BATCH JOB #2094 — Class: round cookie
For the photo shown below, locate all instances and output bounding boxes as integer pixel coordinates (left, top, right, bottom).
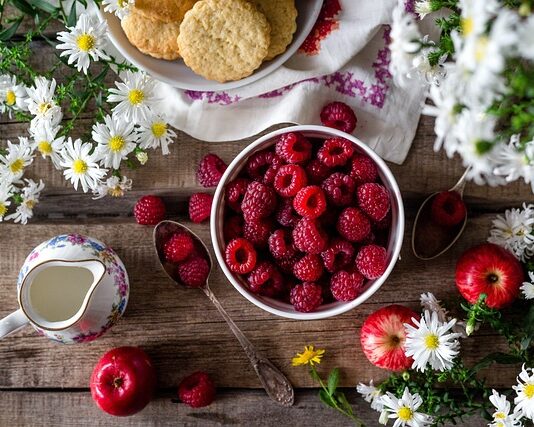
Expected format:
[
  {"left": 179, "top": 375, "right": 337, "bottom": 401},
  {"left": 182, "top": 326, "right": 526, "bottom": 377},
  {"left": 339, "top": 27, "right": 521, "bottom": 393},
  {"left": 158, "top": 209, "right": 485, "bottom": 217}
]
[
  {"left": 121, "top": 10, "right": 181, "bottom": 61},
  {"left": 134, "top": 0, "right": 198, "bottom": 24},
  {"left": 177, "top": 0, "right": 271, "bottom": 82},
  {"left": 249, "top": 0, "right": 297, "bottom": 61}
]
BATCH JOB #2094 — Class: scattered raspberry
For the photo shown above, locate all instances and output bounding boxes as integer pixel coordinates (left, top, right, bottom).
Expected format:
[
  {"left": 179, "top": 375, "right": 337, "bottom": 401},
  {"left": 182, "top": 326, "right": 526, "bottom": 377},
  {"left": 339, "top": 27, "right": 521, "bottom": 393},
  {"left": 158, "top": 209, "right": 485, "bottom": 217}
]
[
  {"left": 133, "top": 195, "right": 166, "bottom": 225},
  {"left": 246, "top": 149, "right": 282, "bottom": 181},
  {"left": 273, "top": 164, "right": 308, "bottom": 197},
  {"left": 317, "top": 138, "right": 354, "bottom": 167},
  {"left": 321, "top": 238, "right": 355, "bottom": 273},
  {"left": 305, "top": 159, "right": 331, "bottom": 184},
  {"left": 164, "top": 232, "right": 194, "bottom": 263},
  {"left": 431, "top": 191, "right": 466, "bottom": 227},
  {"left": 356, "top": 244, "right": 387, "bottom": 280},
  {"left": 275, "top": 132, "right": 312, "bottom": 164},
  {"left": 225, "top": 178, "right": 250, "bottom": 213},
  {"left": 293, "top": 186, "right": 327, "bottom": 218},
  {"left": 268, "top": 229, "right": 297, "bottom": 259},
  {"left": 247, "top": 261, "right": 284, "bottom": 297},
  {"left": 293, "top": 217, "right": 328, "bottom": 254},
  {"left": 293, "top": 254, "right": 324, "bottom": 282},
  {"left": 241, "top": 181, "right": 277, "bottom": 222},
  {"left": 320, "top": 101, "right": 357, "bottom": 134},
  {"left": 290, "top": 282, "right": 323, "bottom": 312},
  {"left": 330, "top": 269, "right": 364, "bottom": 301},
  {"left": 178, "top": 371, "right": 216, "bottom": 408},
  {"left": 189, "top": 193, "right": 213, "bottom": 223},
  {"left": 357, "top": 183, "right": 390, "bottom": 222},
  {"left": 321, "top": 172, "right": 355, "bottom": 206},
  {"left": 197, "top": 153, "right": 227, "bottom": 187},
  {"left": 243, "top": 218, "right": 273, "bottom": 247},
  {"left": 225, "top": 238, "right": 257, "bottom": 274},
  {"left": 336, "top": 207, "right": 371, "bottom": 242},
  {"left": 349, "top": 154, "right": 378, "bottom": 185},
  {"left": 223, "top": 215, "right": 244, "bottom": 241},
  {"left": 178, "top": 256, "right": 210, "bottom": 287}
]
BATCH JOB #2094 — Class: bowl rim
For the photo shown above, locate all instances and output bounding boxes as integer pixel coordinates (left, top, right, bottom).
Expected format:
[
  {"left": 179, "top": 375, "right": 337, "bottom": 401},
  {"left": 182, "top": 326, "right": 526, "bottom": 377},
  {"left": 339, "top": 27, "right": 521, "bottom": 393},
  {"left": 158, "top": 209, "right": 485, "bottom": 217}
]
[{"left": 210, "top": 125, "right": 405, "bottom": 320}]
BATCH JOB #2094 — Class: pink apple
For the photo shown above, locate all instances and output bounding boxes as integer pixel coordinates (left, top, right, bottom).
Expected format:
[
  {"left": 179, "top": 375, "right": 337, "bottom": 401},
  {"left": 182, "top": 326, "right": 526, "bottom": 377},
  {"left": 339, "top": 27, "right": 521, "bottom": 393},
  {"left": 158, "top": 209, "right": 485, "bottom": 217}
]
[
  {"left": 360, "top": 304, "right": 418, "bottom": 371},
  {"left": 455, "top": 243, "right": 524, "bottom": 309}
]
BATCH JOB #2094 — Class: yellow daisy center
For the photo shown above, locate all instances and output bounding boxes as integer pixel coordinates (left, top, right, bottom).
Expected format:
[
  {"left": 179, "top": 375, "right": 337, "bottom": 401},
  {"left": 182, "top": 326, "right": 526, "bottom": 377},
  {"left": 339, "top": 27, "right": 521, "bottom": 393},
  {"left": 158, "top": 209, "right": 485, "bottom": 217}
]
[
  {"left": 475, "top": 36, "right": 489, "bottom": 62},
  {"left": 25, "top": 200, "right": 36, "bottom": 209},
  {"left": 5, "top": 90, "right": 16, "bottom": 106},
  {"left": 425, "top": 334, "right": 440, "bottom": 350},
  {"left": 524, "top": 383, "right": 534, "bottom": 399},
  {"left": 494, "top": 412, "right": 506, "bottom": 419},
  {"left": 108, "top": 136, "right": 126, "bottom": 152},
  {"left": 109, "top": 186, "right": 124, "bottom": 197},
  {"left": 151, "top": 122, "right": 167, "bottom": 138},
  {"left": 0, "top": 203, "right": 6, "bottom": 217},
  {"left": 10, "top": 158, "right": 24, "bottom": 174},
  {"left": 397, "top": 406, "right": 413, "bottom": 421},
  {"left": 72, "top": 159, "right": 88, "bottom": 174},
  {"left": 128, "top": 89, "right": 144, "bottom": 105},
  {"left": 118, "top": 0, "right": 127, "bottom": 7},
  {"left": 38, "top": 141, "right": 53, "bottom": 156},
  {"left": 461, "top": 17, "right": 474, "bottom": 36},
  {"left": 38, "top": 102, "right": 52, "bottom": 114},
  {"left": 76, "top": 33, "right": 95, "bottom": 52}
]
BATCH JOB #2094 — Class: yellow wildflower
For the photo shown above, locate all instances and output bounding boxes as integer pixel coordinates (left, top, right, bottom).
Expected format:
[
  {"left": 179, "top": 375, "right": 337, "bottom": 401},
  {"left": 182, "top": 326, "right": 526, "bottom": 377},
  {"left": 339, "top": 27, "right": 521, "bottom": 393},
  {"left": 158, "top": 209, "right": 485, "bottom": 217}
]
[{"left": 292, "top": 345, "right": 325, "bottom": 367}]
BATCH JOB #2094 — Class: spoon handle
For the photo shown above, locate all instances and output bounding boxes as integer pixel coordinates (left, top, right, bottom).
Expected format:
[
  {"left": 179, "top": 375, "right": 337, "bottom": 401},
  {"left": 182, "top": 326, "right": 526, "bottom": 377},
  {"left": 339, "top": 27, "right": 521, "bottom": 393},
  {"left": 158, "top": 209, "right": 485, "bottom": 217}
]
[{"left": 202, "top": 285, "right": 294, "bottom": 407}]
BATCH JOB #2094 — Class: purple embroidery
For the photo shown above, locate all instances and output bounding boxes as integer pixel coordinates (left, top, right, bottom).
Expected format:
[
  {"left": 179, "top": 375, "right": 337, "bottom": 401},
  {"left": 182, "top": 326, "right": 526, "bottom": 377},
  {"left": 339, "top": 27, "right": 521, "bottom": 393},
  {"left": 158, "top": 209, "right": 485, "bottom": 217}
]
[
  {"left": 258, "top": 77, "right": 320, "bottom": 98},
  {"left": 184, "top": 90, "right": 241, "bottom": 105}
]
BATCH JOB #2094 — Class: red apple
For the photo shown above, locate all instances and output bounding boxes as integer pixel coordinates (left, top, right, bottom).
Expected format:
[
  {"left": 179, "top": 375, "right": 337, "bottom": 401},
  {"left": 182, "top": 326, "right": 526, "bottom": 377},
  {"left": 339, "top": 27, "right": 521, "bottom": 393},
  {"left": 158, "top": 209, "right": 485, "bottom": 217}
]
[
  {"left": 360, "top": 304, "right": 418, "bottom": 371},
  {"left": 90, "top": 346, "right": 157, "bottom": 416},
  {"left": 455, "top": 243, "right": 524, "bottom": 309}
]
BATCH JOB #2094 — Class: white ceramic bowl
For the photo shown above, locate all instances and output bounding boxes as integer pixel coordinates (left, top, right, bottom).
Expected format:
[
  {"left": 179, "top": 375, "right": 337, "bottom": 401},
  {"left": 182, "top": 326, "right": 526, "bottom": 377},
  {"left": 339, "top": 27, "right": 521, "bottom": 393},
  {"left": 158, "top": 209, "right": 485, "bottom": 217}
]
[
  {"left": 210, "top": 125, "right": 405, "bottom": 320},
  {"left": 97, "top": 0, "right": 323, "bottom": 91}
]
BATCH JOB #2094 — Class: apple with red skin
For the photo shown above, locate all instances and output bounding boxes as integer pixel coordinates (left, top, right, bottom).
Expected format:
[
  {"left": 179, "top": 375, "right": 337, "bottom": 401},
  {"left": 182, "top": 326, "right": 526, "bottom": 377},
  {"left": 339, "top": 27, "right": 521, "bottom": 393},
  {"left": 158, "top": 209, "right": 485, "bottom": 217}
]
[
  {"left": 455, "top": 243, "right": 524, "bottom": 309},
  {"left": 90, "top": 346, "right": 157, "bottom": 416},
  {"left": 360, "top": 304, "right": 418, "bottom": 371}
]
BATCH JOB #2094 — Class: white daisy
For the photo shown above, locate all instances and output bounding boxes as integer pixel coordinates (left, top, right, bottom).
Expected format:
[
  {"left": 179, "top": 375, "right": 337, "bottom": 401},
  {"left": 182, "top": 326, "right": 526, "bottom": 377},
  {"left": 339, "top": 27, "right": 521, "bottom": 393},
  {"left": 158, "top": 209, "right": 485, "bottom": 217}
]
[
  {"left": 92, "top": 114, "right": 138, "bottom": 169},
  {"left": 25, "top": 77, "right": 62, "bottom": 127},
  {"left": 519, "top": 14, "right": 534, "bottom": 60},
  {"left": 0, "top": 75, "right": 28, "bottom": 116},
  {"left": 493, "top": 136, "right": 534, "bottom": 191},
  {"left": 107, "top": 71, "right": 159, "bottom": 122},
  {"left": 0, "top": 180, "right": 14, "bottom": 221},
  {"left": 60, "top": 138, "right": 107, "bottom": 192},
  {"left": 514, "top": 365, "right": 534, "bottom": 421},
  {"left": 30, "top": 121, "right": 65, "bottom": 169},
  {"left": 0, "top": 137, "right": 34, "bottom": 182},
  {"left": 380, "top": 387, "right": 433, "bottom": 427},
  {"left": 414, "top": 1, "right": 434, "bottom": 20},
  {"left": 5, "top": 179, "right": 44, "bottom": 225},
  {"left": 137, "top": 112, "right": 176, "bottom": 155},
  {"left": 457, "top": 0, "right": 500, "bottom": 39},
  {"left": 56, "top": 13, "right": 110, "bottom": 74},
  {"left": 357, "top": 380, "right": 384, "bottom": 412},
  {"left": 102, "top": 0, "right": 135, "bottom": 19},
  {"left": 92, "top": 175, "right": 132, "bottom": 199},
  {"left": 521, "top": 272, "right": 534, "bottom": 300},
  {"left": 420, "top": 292, "right": 468, "bottom": 337},
  {"left": 489, "top": 389, "right": 523, "bottom": 427}
]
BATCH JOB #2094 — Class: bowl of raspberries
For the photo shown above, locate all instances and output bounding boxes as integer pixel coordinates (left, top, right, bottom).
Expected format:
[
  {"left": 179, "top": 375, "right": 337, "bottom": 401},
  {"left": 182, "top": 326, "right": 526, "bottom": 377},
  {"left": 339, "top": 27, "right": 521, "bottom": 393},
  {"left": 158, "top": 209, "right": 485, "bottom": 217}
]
[{"left": 210, "top": 125, "right": 404, "bottom": 319}]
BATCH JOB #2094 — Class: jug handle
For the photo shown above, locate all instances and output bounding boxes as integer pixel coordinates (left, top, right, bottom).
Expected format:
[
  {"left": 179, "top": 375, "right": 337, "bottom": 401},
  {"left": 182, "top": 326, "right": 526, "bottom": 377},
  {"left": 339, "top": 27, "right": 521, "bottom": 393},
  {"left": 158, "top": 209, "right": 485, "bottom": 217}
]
[{"left": 0, "top": 309, "right": 28, "bottom": 339}]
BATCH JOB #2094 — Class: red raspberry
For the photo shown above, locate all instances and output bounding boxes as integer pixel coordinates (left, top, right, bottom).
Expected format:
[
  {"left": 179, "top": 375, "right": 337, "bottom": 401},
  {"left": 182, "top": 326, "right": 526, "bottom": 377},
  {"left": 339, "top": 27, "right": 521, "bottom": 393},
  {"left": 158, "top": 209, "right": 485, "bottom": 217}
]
[
  {"left": 275, "top": 198, "right": 299, "bottom": 227},
  {"left": 320, "top": 102, "right": 357, "bottom": 134},
  {"left": 225, "top": 238, "right": 257, "bottom": 274},
  {"left": 321, "top": 238, "right": 355, "bottom": 273},
  {"left": 264, "top": 156, "right": 284, "bottom": 186},
  {"left": 321, "top": 172, "right": 355, "bottom": 207},
  {"left": 275, "top": 132, "right": 312, "bottom": 164},
  {"left": 290, "top": 282, "right": 323, "bottom": 312},
  {"left": 349, "top": 154, "right": 378, "bottom": 185},
  {"left": 356, "top": 244, "right": 387, "bottom": 279},
  {"left": 133, "top": 195, "right": 166, "bottom": 225},
  {"left": 305, "top": 159, "right": 331, "bottom": 184},
  {"left": 293, "top": 186, "right": 327, "bottom": 218},
  {"left": 164, "top": 232, "right": 194, "bottom": 263},
  {"left": 276, "top": 255, "right": 299, "bottom": 274},
  {"left": 241, "top": 181, "right": 277, "bottom": 222},
  {"left": 293, "top": 254, "right": 324, "bottom": 282},
  {"left": 268, "top": 229, "right": 297, "bottom": 259},
  {"left": 223, "top": 215, "right": 244, "bottom": 241},
  {"left": 246, "top": 149, "right": 282, "bottom": 182},
  {"left": 330, "top": 269, "right": 365, "bottom": 301},
  {"left": 178, "top": 256, "right": 210, "bottom": 287},
  {"left": 189, "top": 193, "right": 213, "bottom": 223},
  {"left": 225, "top": 178, "right": 250, "bottom": 213},
  {"left": 357, "top": 183, "right": 390, "bottom": 222},
  {"left": 178, "top": 371, "right": 216, "bottom": 408},
  {"left": 293, "top": 217, "right": 328, "bottom": 254},
  {"left": 431, "top": 191, "right": 466, "bottom": 227},
  {"left": 317, "top": 138, "right": 354, "bottom": 167},
  {"left": 247, "top": 261, "right": 284, "bottom": 297},
  {"left": 273, "top": 164, "right": 308, "bottom": 197},
  {"left": 243, "top": 218, "right": 273, "bottom": 247},
  {"left": 336, "top": 207, "right": 371, "bottom": 242},
  {"left": 197, "top": 153, "right": 227, "bottom": 187}
]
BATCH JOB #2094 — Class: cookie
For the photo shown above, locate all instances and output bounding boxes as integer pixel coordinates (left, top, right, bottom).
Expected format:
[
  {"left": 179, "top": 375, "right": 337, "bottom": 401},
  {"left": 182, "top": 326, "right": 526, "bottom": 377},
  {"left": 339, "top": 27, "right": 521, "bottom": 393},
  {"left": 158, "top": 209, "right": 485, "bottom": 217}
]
[
  {"left": 121, "top": 10, "right": 181, "bottom": 61},
  {"left": 177, "top": 0, "right": 271, "bottom": 82},
  {"left": 249, "top": 0, "right": 297, "bottom": 61},
  {"left": 133, "top": 0, "right": 198, "bottom": 24}
]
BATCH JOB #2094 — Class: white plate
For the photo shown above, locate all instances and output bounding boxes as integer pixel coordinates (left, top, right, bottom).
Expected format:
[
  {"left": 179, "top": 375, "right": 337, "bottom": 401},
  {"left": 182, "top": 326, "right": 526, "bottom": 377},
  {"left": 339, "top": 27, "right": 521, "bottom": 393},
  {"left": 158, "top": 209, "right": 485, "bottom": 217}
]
[{"left": 98, "top": 0, "right": 323, "bottom": 91}]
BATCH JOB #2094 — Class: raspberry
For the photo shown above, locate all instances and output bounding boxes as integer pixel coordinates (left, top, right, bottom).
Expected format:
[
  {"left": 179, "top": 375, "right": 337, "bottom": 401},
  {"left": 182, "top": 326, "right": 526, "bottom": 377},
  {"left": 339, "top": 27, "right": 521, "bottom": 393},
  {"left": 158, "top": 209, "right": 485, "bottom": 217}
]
[
  {"left": 321, "top": 172, "right": 355, "bottom": 207},
  {"left": 178, "top": 371, "right": 216, "bottom": 408},
  {"left": 197, "top": 153, "right": 227, "bottom": 187},
  {"left": 264, "top": 156, "right": 284, "bottom": 185},
  {"left": 317, "top": 138, "right": 354, "bottom": 167},
  {"left": 225, "top": 238, "right": 257, "bottom": 274},
  {"left": 189, "top": 193, "right": 213, "bottom": 223},
  {"left": 133, "top": 195, "right": 166, "bottom": 225},
  {"left": 246, "top": 149, "right": 282, "bottom": 182},
  {"left": 243, "top": 218, "right": 273, "bottom": 247},
  {"left": 357, "top": 183, "right": 390, "bottom": 222},
  {"left": 275, "top": 198, "right": 299, "bottom": 227},
  {"left": 178, "top": 256, "right": 210, "bottom": 287},
  {"left": 276, "top": 255, "right": 299, "bottom": 274},
  {"left": 374, "top": 211, "right": 391, "bottom": 230},
  {"left": 330, "top": 269, "right": 365, "bottom": 301},
  {"left": 241, "top": 181, "right": 277, "bottom": 222},
  {"left": 349, "top": 154, "right": 378, "bottom": 185},
  {"left": 225, "top": 178, "right": 250, "bottom": 213},
  {"left": 305, "top": 159, "right": 331, "bottom": 184},
  {"left": 275, "top": 132, "right": 312, "bottom": 164},
  {"left": 223, "top": 215, "right": 244, "bottom": 241},
  {"left": 336, "top": 207, "right": 371, "bottom": 242},
  {"left": 321, "top": 238, "right": 355, "bottom": 273},
  {"left": 293, "top": 186, "right": 327, "bottom": 218},
  {"left": 320, "top": 101, "right": 357, "bottom": 134},
  {"left": 293, "top": 217, "right": 328, "bottom": 254},
  {"left": 431, "top": 191, "right": 466, "bottom": 227},
  {"left": 268, "top": 229, "right": 297, "bottom": 259},
  {"left": 356, "top": 244, "right": 387, "bottom": 279},
  {"left": 290, "top": 282, "right": 323, "bottom": 312},
  {"left": 247, "top": 261, "right": 284, "bottom": 296},
  {"left": 293, "top": 254, "right": 324, "bottom": 282},
  {"left": 164, "top": 232, "right": 194, "bottom": 263},
  {"left": 273, "top": 164, "right": 308, "bottom": 197}
]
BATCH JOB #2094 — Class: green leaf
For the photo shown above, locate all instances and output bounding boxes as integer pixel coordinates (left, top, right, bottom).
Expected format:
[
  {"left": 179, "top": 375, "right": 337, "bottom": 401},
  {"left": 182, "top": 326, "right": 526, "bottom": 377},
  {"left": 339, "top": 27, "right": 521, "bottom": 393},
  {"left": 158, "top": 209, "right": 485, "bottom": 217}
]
[
  {"left": 11, "top": 0, "right": 36, "bottom": 15},
  {"left": 28, "top": 0, "right": 58, "bottom": 14},
  {"left": 327, "top": 368, "right": 340, "bottom": 396},
  {"left": 318, "top": 389, "right": 335, "bottom": 409},
  {"left": 67, "top": 1, "right": 78, "bottom": 26},
  {"left": 309, "top": 367, "right": 321, "bottom": 383},
  {"left": 472, "top": 352, "right": 523, "bottom": 373},
  {"left": 335, "top": 391, "right": 354, "bottom": 415},
  {"left": 0, "top": 17, "right": 23, "bottom": 41}
]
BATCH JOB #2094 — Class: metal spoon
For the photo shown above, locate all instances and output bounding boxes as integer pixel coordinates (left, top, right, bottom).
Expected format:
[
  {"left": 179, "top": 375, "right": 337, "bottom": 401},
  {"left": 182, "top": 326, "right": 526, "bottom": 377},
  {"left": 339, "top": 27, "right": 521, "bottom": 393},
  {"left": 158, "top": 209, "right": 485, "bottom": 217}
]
[
  {"left": 411, "top": 168, "right": 470, "bottom": 260},
  {"left": 153, "top": 220, "right": 294, "bottom": 407}
]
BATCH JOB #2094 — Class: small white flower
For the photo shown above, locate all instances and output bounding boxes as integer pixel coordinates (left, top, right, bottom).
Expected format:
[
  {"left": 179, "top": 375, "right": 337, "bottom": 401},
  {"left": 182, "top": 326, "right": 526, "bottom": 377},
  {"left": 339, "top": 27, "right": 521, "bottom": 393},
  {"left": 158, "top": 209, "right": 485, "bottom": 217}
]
[
  {"left": 489, "top": 389, "right": 523, "bottom": 427},
  {"left": 137, "top": 112, "right": 176, "bottom": 155},
  {"left": 60, "top": 137, "right": 107, "bottom": 192},
  {"left": 30, "top": 121, "right": 65, "bottom": 169},
  {"left": 25, "top": 77, "right": 62, "bottom": 127},
  {"left": 519, "top": 15, "right": 534, "bottom": 60},
  {"left": 102, "top": 0, "right": 135, "bottom": 19},
  {"left": 380, "top": 387, "right": 434, "bottom": 427},
  {"left": 0, "top": 180, "right": 14, "bottom": 221},
  {"left": 521, "top": 272, "right": 534, "bottom": 300},
  {"left": 357, "top": 380, "right": 384, "bottom": 412},
  {"left": 0, "top": 137, "right": 34, "bottom": 182},
  {"left": 107, "top": 71, "right": 159, "bottom": 122},
  {"left": 0, "top": 75, "right": 28, "bottom": 116},
  {"left": 5, "top": 179, "right": 44, "bottom": 225},
  {"left": 92, "top": 114, "right": 137, "bottom": 169},
  {"left": 136, "top": 151, "right": 148, "bottom": 165},
  {"left": 493, "top": 136, "right": 534, "bottom": 191},
  {"left": 414, "top": 1, "right": 433, "bottom": 20},
  {"left": 420, "top": 292, "right": 468, "bottom": 338},
  {"left": 514, "top": 365, "right": 534, "bottom": 421},
  {"left": 92, "top": 175, "right": 132, "bottom": 199}
]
